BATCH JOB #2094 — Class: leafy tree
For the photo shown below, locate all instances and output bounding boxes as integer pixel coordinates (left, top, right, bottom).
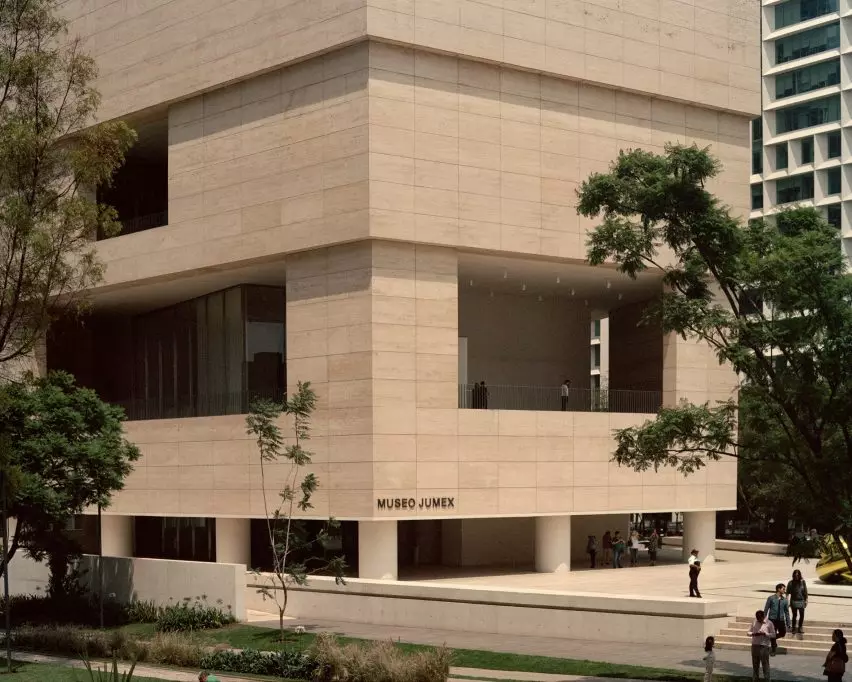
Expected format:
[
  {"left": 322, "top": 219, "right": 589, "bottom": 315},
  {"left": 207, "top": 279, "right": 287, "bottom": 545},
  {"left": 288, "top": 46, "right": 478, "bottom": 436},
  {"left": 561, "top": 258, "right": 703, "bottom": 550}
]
[
  {"left": 577, "top": 144, "right": 852, "bottom": 574},
  {"left": 246, "top": 381, "right": 346, "bottom": 637},
  {"left": 0, "top": 371, "right": 140, "bottom": 580},
  {"left": 0, "top": 0, "right": 135, "bottom": 373}
]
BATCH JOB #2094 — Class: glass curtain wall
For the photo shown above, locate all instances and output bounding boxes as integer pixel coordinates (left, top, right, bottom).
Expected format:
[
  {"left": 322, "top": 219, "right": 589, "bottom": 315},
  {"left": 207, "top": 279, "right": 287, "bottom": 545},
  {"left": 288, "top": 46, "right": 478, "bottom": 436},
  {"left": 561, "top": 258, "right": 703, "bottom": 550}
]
[
  {"left": 775, "top": 59, "right": 840, "bottom": 99},
  {"left": 775, "top": 23, "right": 840, "bottom": 64},
  {"left": 776, "top": 95, "right": 840, "bottom": 133},
  {"left": 129, "top": 285, "right": 286, "bottom": 419},
  {"left": 775, "top": 0, "right": 838, "bottom": 30}
]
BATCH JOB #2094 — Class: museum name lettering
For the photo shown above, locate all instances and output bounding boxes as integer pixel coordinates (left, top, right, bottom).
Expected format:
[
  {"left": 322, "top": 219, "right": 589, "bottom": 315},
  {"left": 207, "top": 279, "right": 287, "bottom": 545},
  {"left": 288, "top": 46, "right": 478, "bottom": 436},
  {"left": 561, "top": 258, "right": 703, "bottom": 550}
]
[{"left": 377, "top": 497, "right": 455, "bottom": 510}]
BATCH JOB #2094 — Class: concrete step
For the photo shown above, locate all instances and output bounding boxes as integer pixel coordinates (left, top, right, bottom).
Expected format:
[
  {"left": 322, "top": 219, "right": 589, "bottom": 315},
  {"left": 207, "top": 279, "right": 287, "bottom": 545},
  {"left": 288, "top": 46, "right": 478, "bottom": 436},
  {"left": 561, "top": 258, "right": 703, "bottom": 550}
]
[
  {"left": 733, "top": 615, "right": 851, "bottom": 628},
  {"left": 719, "top": 628, "right": 834, "bottom": 642},
  {"left": 714, "top": 637, "right": 829, "bottom": 657}
]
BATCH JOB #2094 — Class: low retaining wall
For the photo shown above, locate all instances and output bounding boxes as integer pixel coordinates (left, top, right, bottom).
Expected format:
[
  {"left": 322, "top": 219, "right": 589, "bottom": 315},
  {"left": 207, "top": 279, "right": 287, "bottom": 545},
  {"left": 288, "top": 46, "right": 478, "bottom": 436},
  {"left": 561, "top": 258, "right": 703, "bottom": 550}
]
[
  {"left": 79, "top": 555, "right": 247, "bottom": 620},
  {"left": 665, "top": 536, "right": 787, "bottom": 556},
  {"left": 246, "top": 574, "right": 736, "bottom": 646}
]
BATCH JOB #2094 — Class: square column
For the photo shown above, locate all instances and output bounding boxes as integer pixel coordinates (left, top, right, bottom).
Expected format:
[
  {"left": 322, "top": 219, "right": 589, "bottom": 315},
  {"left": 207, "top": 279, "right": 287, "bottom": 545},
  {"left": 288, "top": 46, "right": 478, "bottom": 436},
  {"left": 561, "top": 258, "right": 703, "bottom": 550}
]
[
  {"left": 216, "top": 518, "right": 251, "bottom": 566},
  {"left": 358, "top": 520, "right": 397, "bottom": 580},
  {"left": 535, "top": 516, "right": 572, "bottom": 573},
  {"left": 682, "top": 511, "right": 717, "bottom": 564},
  {"left": 101, "top": 515, "right": 134, "bottom": 557}
]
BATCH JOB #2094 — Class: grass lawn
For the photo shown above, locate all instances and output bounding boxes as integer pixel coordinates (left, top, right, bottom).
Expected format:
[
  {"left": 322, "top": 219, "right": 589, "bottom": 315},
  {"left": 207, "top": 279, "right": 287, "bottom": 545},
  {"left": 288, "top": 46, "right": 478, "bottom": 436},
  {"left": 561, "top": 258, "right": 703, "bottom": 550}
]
[
  {"left": 0, "top": 661, "right": 167, "bottom": 681},
  {"left": 118, "top": 623, "right": 722, "bottom": 682}
]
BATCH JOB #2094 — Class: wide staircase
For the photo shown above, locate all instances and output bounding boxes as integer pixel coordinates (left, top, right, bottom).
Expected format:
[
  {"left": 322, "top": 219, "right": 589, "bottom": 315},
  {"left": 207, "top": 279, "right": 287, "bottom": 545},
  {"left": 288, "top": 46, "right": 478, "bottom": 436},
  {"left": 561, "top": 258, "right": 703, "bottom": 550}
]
[{"left": 715, "top": 616, "right": 850, "bottom": 657}]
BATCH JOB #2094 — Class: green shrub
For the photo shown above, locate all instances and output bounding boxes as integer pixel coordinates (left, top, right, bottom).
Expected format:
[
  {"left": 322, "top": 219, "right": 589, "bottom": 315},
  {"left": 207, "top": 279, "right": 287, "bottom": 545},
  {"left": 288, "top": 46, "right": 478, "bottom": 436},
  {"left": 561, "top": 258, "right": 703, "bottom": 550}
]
[
  {"left": 154, "top": 597, "right": 235, "bottom": 632},
  {"left": 0, "top": 593, "right": 127, "bottom": 627},
  {"left": 200, "top": 648, "right": 315, "bottom": 678},
  {"left": 124, "top": 599, "right": 160, "bottom": 624},
  {"left": 11, "top": 626, "right": 202, "bottom": 669},
  {"left": 310, "top": 632, "right": 451, "bottom": 682}
]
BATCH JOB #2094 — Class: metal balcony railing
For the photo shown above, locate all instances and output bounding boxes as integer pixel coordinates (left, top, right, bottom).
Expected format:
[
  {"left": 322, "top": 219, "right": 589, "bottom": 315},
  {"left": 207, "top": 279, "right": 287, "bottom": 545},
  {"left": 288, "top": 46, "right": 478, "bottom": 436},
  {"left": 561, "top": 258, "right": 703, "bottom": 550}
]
[
  {"left": 458, "top": 384, "right": 662, "bottom": 414},
  {"left": 114, "top": 389, "right": 286, "bottom": 421}
]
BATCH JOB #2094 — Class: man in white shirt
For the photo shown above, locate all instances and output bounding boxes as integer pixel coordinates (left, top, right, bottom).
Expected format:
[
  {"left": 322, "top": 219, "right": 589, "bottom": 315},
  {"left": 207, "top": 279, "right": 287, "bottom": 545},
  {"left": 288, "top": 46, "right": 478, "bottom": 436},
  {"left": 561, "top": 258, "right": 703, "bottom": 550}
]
[
  {"left": 560, "top": 379, "right": 571, "bottom": 411},
  {"left": 748, "top": 610, "right": 776, "bottom": 682},
  {"left": 688, "top": 548, "right": 699, "bottom": 565}
]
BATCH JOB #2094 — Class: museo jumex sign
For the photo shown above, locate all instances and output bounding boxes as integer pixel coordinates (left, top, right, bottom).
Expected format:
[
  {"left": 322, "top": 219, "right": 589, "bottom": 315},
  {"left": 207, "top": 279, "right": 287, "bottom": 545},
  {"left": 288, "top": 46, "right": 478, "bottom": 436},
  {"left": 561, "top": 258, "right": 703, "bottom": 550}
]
[{"left": 376, "top": 497, "right": 456, "bottom": 511}]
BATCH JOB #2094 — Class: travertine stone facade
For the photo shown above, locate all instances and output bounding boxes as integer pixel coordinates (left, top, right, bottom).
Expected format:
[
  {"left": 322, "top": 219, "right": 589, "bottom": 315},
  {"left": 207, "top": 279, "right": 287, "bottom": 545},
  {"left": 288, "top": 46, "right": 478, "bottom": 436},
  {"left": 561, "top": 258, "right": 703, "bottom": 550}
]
[
  {"left": 63, "top": 0, "right": 759, "bottom": 122},
  {"left": 55, "top": 0, "right": 758, "bottom": 571}
]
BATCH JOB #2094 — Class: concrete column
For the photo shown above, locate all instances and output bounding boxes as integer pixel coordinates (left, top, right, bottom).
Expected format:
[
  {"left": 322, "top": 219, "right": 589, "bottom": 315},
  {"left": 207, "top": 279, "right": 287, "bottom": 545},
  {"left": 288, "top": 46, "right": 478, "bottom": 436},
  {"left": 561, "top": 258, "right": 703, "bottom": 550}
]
[
  {"left": 101, "top": 515, "right": 134, "bottom": 557},
  {"left": 358, "top": 520, "right": 398, "bottom": 580},
  {"left": 216, "top": 518, "right": 251, "bottom": 566},
  {"left": 535, "top": 516, "right": 572, "bottom": 573},
  {"left": 682, "top": 511, "right": 717, "bottom": 563}
]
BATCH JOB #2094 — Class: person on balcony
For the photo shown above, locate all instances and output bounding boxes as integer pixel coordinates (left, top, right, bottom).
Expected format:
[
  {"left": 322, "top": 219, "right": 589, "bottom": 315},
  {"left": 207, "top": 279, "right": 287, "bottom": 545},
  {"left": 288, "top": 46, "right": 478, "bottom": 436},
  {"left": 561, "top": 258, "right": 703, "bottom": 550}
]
[{"left": 561, "top": 378, "right": 571, "bottom": 410}]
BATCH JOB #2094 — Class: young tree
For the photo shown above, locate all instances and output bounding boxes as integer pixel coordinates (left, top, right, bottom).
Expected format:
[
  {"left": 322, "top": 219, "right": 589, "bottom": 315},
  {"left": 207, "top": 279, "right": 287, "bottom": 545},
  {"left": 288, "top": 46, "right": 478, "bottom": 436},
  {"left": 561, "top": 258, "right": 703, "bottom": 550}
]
[
  {"left": 577, "top": 144, "right": 852, "bottom": 574},
  {"left": 0, "top": 0, "right": 135, "bottom": 374},
  {"left": 246, "top": 381, "right": 346, "bottom": 638},
  {"left": 0, "top": 371, "right": 140, "bottom": 579}
]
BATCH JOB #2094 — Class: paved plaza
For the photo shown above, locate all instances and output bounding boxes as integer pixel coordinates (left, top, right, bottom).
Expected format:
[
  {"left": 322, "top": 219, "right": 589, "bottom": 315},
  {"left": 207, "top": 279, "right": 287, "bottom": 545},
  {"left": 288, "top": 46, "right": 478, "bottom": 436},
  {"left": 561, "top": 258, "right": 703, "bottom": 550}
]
[{"left": 247, "top": 546, "right": 851, "bottom": 682}]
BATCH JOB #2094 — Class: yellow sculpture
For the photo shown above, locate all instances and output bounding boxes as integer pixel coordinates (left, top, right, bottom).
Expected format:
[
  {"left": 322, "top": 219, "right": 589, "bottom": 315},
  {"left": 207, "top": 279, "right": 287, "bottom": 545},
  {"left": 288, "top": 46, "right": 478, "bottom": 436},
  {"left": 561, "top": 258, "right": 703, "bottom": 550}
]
[{"left": 816, "top": 534, "right": 852, "bottom": 585}]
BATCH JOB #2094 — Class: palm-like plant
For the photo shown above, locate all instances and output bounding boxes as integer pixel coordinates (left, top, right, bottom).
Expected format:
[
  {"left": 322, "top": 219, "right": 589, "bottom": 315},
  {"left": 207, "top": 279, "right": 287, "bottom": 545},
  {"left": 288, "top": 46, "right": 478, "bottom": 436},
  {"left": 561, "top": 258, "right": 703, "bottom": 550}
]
[{"left": 81, "top": 653, "right": 136, "bottom": 681}]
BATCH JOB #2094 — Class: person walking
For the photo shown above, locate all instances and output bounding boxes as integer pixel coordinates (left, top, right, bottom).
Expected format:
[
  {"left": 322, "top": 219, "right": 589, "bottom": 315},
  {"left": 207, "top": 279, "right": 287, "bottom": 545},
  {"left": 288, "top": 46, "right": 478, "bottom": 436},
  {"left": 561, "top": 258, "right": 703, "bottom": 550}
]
[
  {"left": 648, "top": 529, "right": 659, "bottom": 566},
  {"left": 703, "top": 636, "right": 716, "bottom": 682},
  {"left": 602, "top": 530, "right": 612, "bottom": 566},
  {"left": 199, "top": 673, "right": 221, "bottom": 682},
  {"left": 764, "top": 583, "right": 791, "bottom": 655},
  {"left": 786, "top": 569, "right": 808, "bottom": 634},
  {"left": 749, "top": 610, "right": 776, "bottom": 682},
  {"left": 689, "top": 560, "right": 702, "bottom": 598},
  {"left": 587, "top": 534, "right": 598, "bottom": 569},
  {"left": 824, "top": 629, "right": 848, "bottom": 682},
  {"left": 688, "top": 548, "right": 700, "bottom": 565},
  {"left": 629, "top": 529, "right": 641, "bottom": 566}
]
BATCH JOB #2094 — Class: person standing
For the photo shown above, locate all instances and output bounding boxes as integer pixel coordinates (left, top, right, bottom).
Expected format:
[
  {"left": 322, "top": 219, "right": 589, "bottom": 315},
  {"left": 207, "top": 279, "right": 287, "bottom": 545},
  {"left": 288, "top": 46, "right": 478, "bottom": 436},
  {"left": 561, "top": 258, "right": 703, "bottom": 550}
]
[
  {"left": 703, "top": 636, "right": 716, "bottom": 682},
  {"left": 629, "top": 529, "right": 641, "bottom": 566},
  {"left": 480, "top": 381, "right": 489, "bottom": 409},
  {"left": 824, "top": 629, "right": 848, "bottom": 682},
  {"left": 749, "top": 610, "right": 776, "bottom": 682},
  {"left": 587, "top": 534, "right": 598, "bottom": 569},
  {"left": 764, "top": 583, "right": 791, "bottom": 655},
  {"left": 688, "top": 548, "right": 700, "bottom": 565},
  {"left": 602, "top": 530, "right": 612, "bottom": 566},
  {"left": 612, "top": 531, "right": 626, "bottom": 568},
  {"left": 561, "top": 379, "right": 571, "bottom": 410},
  {"left": 787, "top": 569, "right": 808, "bottom": 634},
  {"left": 648, "top": 529, "right": 659, "bottom": 566},
  {"left": 689, "top": 560, "right": 702, "bottom": 598}
]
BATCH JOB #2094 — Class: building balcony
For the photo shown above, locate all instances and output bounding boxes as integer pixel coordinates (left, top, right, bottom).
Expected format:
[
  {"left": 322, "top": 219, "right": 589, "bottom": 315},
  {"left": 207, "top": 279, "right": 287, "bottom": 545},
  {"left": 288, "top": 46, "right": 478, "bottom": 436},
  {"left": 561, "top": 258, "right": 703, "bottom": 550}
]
[{"left": 458, "top": 384, "right": 662, "bottom": 414}]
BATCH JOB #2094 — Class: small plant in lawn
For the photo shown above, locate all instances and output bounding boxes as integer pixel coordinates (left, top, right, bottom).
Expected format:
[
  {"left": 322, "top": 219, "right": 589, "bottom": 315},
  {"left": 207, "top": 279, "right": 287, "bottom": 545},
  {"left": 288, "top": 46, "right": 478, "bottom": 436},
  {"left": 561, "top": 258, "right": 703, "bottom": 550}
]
[
  {"left": 82, "top": 653, "right": 136, "bottom": 681},
  {"left": 246, "top": 381, "right": 346, "bottom": 638},
  {"left": 200, "top": 648, "right": 316, "bottom": 678}
]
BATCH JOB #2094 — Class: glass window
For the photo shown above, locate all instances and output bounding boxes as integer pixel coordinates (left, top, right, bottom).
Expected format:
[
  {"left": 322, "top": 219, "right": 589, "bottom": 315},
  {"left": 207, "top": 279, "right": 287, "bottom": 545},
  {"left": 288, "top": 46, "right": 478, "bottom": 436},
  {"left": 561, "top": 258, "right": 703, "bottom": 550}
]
[
  {"left": 751, "top": 183, "right": 764, "bottom": 210},
  {"left": 245, "top": 286, "right": 286, "bottom": 399},
  {"left": 592, "top": 345, "right": 601, "bottom": 369},
  {"left": 827, "top": 203, "right": 842, "bottom": 228},
  {"left": 775, "top": 58, "right": 840, "bottom": 99},
  {"left": 776, "top": 22, "right": 840, "bottom": 64},
  {"left": 591, "top": 319, "right": 601, "bottom": 339},
  {"left": 752, "top": 118, "right": 763, "bottom": 174},
  {"left": 776, "top": 0, "right": 838, "bottom": 30},
  {"left": 776, "top": 95, "right": 840, "bottom": 134},
  {"left": 776, "top": 144, "right": 789, "bottom": 170},
  {"left": 802, "top": 137, "right": 814, "bottom": 163},
  {"left": 827, "top": 167, "right": 841, "bottom": 194},
  {"left": 591, "top": 374, "right": 601, "bottom": 391},
  {"left": 776, "top": 173, "right": 815, "bottom": 203},
  {"left": 129, "top": 284, "right": 287, "bottom": 420},
  {"left": 827, "top": 130, "right": 842, "bottom": 158}
]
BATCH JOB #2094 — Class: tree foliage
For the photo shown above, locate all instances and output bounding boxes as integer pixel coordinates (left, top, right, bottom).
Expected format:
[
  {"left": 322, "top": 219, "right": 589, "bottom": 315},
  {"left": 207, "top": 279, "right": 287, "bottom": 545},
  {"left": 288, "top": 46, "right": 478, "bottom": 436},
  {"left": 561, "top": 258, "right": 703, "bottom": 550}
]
[
  {"left": 246, "top": 381, "right": 346, "bottom": 637},
  {"left": 0, "top": 370, "right": 140, "bottom": 578},
  {"left": 577, "top": 144, "right": 852, "bottom": 571},
  {"left": 0, "top": 0, "right": 135, "bottom": 372}
]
